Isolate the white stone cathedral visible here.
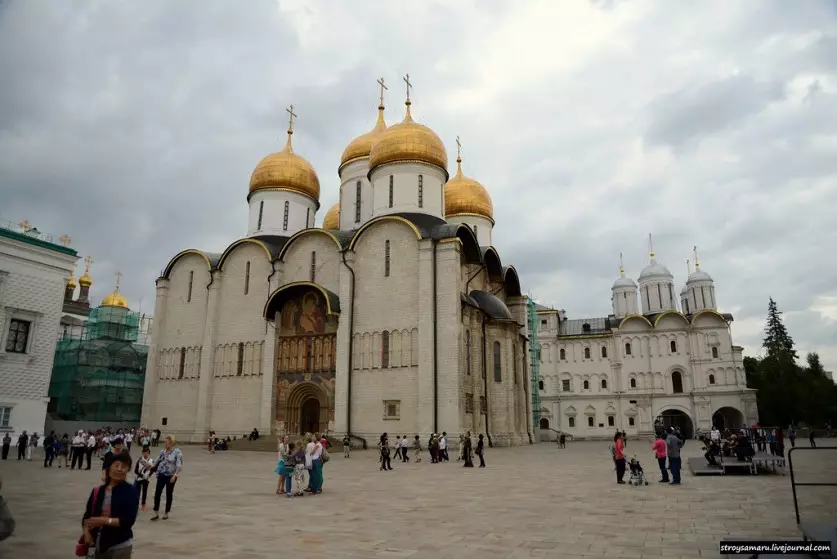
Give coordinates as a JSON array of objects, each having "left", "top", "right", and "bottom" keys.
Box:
[
  {"left": 141, "top": 79, "right": 533, "bottom": 445},
  {"left": 534, "top": 247, "right": 758, "bottom": 440}
]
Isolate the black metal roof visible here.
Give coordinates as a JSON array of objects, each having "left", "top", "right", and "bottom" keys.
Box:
[
  {"left": 469, "top": 290, "right": 514, "bottom": 320},
  {"left": 250, "top": 235, "right": 290, "bottom": 259}
]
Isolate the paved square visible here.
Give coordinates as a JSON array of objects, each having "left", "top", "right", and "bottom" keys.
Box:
[{"left": 1, "top": 440, "right": 834, "bottom": 558}]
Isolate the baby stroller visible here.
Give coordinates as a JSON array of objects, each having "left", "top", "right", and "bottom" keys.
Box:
[{"left": 628, "top": 456, "right": 648, "bottom": 486}]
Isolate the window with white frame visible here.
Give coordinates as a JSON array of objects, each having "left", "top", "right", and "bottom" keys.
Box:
[
  {"left": 383, "top": 400, "right": 400, "bottom": 419},
  {"left": 5, "top": 319, "right": 31, "bottom": 353}
]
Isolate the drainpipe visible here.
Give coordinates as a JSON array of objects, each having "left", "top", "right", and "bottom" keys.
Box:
[
  {"left": 341, "top": 251, "right": 357, "bottom": 436},
  {"left": 523, "top": 336, "right": 532, "bottom": 444},
  {"left": 433, "top": 240, "right": 438, "bottom": 434},
  {"left": 481, "top": 315, "right": 493, "bottom": 447}
]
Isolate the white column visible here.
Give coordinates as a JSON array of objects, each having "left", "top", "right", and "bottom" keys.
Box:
[
  {"left": 417, "top": 240, "right": 435, "bottom": 436},
  {"left": 141, "top": 279, "right": 169, "bottom": 426},
  {"left": 194, "top": 270, "right": 222, "bottom": 442},
  {"left": 334, "top": 251, "right": 355, "bottom": 435}
]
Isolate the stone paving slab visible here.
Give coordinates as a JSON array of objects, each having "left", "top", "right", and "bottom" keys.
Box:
[{"left": 0, "top": 441, "right": 834, "bottom": 558}]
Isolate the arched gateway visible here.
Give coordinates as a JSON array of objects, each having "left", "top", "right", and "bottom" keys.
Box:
[{"left": 265, "top": 282, "right": 339, "bottom": 435}]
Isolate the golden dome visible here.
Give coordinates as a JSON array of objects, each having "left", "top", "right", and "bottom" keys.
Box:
[
  {"left": 340, "top": 105, "right": 387, "bottom": 170},
  {"left": 444, "top": 155, "right": 494, "bottom": 222},
  {"left": 78, "top": 272, "right": 92, "bottom": 287},
  {"left": 322, "top": 202, "right": 340, "bottom": 230},
  {"left": 101, "top": 290, "right": 129, "bottom": 309},
  {"left": 368, "top": 100, "right": 448, "bottom": 176},
  {"left": 66, "top": 274, "right": 78, "bottom": 289},
  {"left": 249, "top": 130, "right": 320, "bottom": 203}
]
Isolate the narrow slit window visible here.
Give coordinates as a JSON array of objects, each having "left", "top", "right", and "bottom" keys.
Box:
[
  {"left": 670, "top": 340, "right": 677, "bottom": 353},
  {"left": 187, "top": 271, "right": 193, "bottom": 303},
  {"left": 601, "top": 346, "right": 607, "bottom": 358},
  {"left": 310, "top": 251, "right": 316, "bottom": 282},
  {"left": 382, "top": 331, "right": 390, "bottom": 368},
  {"left": 712, "top": 346, "right": 719, "bottom": 358},
  {"left": 584, "top": 347, "right": 591, "bottom": 359},
  {"left": 237, "top": 342, "right": 244, "bottom": 376},
  {"left": 306, "top": 208, "right": 310, "bottom": 228},
  {"left": 178, "top": 348, "right": 186, "bottom": 379},
  {"left": 384, "top": 240, "right": 390, "bottom": 277},
  {"left": 244, "top": 261, "right": 250, "bottom": 295},
  {"left": 418, "top": 175, "right": 423, "bottom": 207},
  {"left": 388, "top": 176, "right": 394, "bottom": 208},
  {"left": 465, "top": 330, "right": 471, "bottom": 375},
  {"left": 625, "top": 342, "right": 632, "bottom": 356},
  {"left": 474, "top": 225, "right": 478, "bottom": 239},
  {"left": 257, "top": 200, "right": 264, "bottom": 230},
  {"left": 493, "top": 341, "right": 502, "bottom": 382},
  {"left": 560, "top": 348, "right": 566, "bottom": 360},
  {"left": 355, "top": 181, "right": 362, "bottom": 222},
  {"left": 283, "top": 201, "right": 289, "bottom": 231}
]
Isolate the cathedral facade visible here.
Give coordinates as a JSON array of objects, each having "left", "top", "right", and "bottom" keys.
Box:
[
  {"left": 535, "top": 250, "right": 758, "bottom": 440},
  {"left": 141, "top": 81, "right": 533, "bottom": 446}
]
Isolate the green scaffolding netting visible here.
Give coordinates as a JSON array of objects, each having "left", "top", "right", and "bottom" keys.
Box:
[{"left": 49, "top": 306, "right": 147, "bottom": 422}]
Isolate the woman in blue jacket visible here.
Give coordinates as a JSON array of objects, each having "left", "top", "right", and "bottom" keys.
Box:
[{"left": 82, "top": 451, "right": 139, "bottom": 558}]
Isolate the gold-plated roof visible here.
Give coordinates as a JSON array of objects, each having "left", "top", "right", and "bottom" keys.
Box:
[
  {"left": 249, "top": 111, "right": 320, "bottom": 202},
  {"left": 322, "top": 202, "right": 340, "bottom": 230},
  {"left": 66, "top": 274, "right": 78, "bottom": 289},
  {"left": 340, "top": 105, "right": 387, "bottom": 169},
  {"left": 444, "top": 152, "right": 493, "bottom": 221},
  {"left": 368, "top": 100, "right": 447, "bottom": 174},
  {"left": 101, "top": 290, "right": 129, "bottom": 309},
  {"left": 79, "top": 255, "right": 93, "bottom": 287}
]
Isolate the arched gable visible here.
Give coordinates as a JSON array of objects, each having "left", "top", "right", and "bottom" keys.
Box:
[
  {"left": 691, "top": 310, "right": 729, "bottom": 327},
  {"left": 481, "top": 247, "right": 503, "bottom": 279},
  {"left": 502, "top": 265, "right": 522, "bottom": 297},
  {"left": 162, "top": 249, "right": 214, "bottom": 279},
  {"left": 347, "top": 215, "right": 421, "bottom": 251},
  {"left": 431, "top": 223, "right": 481, "bottom": 264},
  {"left": 618, "top": 314, "right": 653, "bottom": 330},
  {"left": 653, "top": 310, "right": 690, "bottom": 329},
  {"left": 263, "top": 281, "right": 340, "bottom": 320},
  {"left": 278, "top": 228, "right": 343, "bottom": 261},
  {"left": 217, "top": 238, "right": 272, "bottom": 270}
]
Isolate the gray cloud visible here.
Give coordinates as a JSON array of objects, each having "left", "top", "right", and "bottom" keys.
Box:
[{"left": 1, "top": 0, "right": 836, "bottom": 373}]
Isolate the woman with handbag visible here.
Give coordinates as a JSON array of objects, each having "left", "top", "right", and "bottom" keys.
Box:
[{"left": 79, "top": 452, "right": 138, "bottom": 558}]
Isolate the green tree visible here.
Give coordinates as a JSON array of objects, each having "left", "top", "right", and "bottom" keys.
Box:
[
  {"left": 762, "top": 297, "right": 798, "bottom": 363},
  {"left": 806, "top": 352, "right": 826, "bottom": 377}
]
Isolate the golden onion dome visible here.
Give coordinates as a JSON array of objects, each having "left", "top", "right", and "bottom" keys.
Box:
[
  {"left": 101, "top": 290, "right": 129, "bottom": 309},
  {"left": 368, "top": 100, "right": 447, "bottom": 176},
  {"left": 322, "top": 202, "right": 340, "bottom": 230},
  {"left": 444, "top": 154, "right": 493, "bottom": 222},
  {"left": 78, "top": 272, "right": 92, "bottom": 287},
  {"left": 249, "top": 128, "right": 320, "bottom": 203},
  {"left": 340, "top": 104, "right": 387, "bottom": 171},
  {"left": 66, "top": 274, "right": 78, "bottom": 289}
]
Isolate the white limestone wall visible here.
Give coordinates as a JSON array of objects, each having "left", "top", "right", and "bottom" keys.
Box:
[
  {"left": 369, "top": 162, "right": 447, "bottom": 219},
  {"left": 639, "top": 280, "right": 678, "bottom": 314},
  {"left": 445, "top": 215, "right": 493, "bottom": 246},
  {"left": 247, "top": 190, "right": 318, "bottom": 237},
  {"left": 685, "top": 280, "right": 717, "bottom": 313},
  {"left": 611, "top": 287, "right": 639, "bottom": 317},
  {"left": 280, "top": 232, "right": 341, "bottom": 294},
  {"left": 349, "top": 220, "right": 421, "bottom": 440},
  {"left": 0, "top": 239, "right": 77, "bottom": 438},
  {"left": 145, "top": 253, "right": 208, "bottom": 436},
  {"left": 339, "top": 159, "right": 374, "bottom": 229}
]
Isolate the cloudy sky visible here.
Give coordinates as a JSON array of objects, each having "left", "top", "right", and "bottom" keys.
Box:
[{"left": 2, "top": 0, "right": 836, "bottom": 372}]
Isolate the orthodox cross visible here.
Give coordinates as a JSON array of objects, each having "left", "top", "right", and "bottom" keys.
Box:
[
  {"left": 59, "top": 234, "right": 71, "bottom": 247},
  {"left": 686, "top": 259, "right": 691, "bottom": 275},
  {"left": 456, "top": 136, "right": 462, "bottom": 160},
  {"left": 693, "top": 245, "right": 700, "bottom": 269},
  {"left": 403, "top": 73, "right": 412, "bottom": 101},
  {"left": 84, "top": 255, "right": 94, "bottom": 273},
  {"left": 19, "top": 220, "right": 31, "bottom": 232},
  {"left": 619, "top": 252, "right": 624, "bottom": 275},
  {"left": 377, "top": 77, "right": 388, "bottom": 106},
  {"left": 286, "top": 104, "right": 297, "bottom": 134},
  {"left": 115, "top": 270, "right": 123, "bottom": 290},
  {"left": 648, "top": 233, "right": 655, "bottom": 259}
]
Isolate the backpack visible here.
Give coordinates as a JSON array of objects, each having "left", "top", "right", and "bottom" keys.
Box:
[{"left": 320, "top": 448, "right": 330, "bottom": 463}]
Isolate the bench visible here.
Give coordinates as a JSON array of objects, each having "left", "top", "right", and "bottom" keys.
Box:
[{"left": 720, "top": 455, "right": 757, "bottom": 475}]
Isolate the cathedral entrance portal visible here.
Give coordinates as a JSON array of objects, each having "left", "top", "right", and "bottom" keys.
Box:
[{"left": 301, "top": 398, "right": 320, "bottom": 435}]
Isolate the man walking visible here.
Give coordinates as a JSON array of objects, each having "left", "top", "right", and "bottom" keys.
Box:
[
  {"left": 43, "top": 432, "right": 55, "bottom": 467},
  {"left": 26, "top": 433, "right": 38, "bottom": 461},
  {"left": 1, "top": 434, "right": 10, "bottom": 460},
  {"left": 400, "top": 435, "right": 409, "bottom": 462},
  {"left": 439, "top": 432, "right": 449, "bottom": 462},
  {"left": 16, "top": 432, "right": 28, "bottom": 461},
  {"left": 665, "top": 428, "right": 683, "bottom": 485},
  {"left": 85, "top": 432, "right": 96, "bottom": 470},
  {"left": 70, "top": 431, "right": 85, "bottom": 470}
]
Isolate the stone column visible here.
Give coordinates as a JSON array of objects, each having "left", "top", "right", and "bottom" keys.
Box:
[
  {"left": 334, "top": 251, "right": 354, "bottom": 435},
  {"left": 141, "top": 278, "right": 169, "bottom": 427},
  {"left": 193, "top": 269, "right": 222, "bottom": 442},
  {"left": 260, "top": 316, "right": 277, "bottom": 435},
  {"left": 417, "top": 240, "right": 435, "bottom": 436},
  {"left": 435, "top": 240, "right": 461, "bottom": 437}
]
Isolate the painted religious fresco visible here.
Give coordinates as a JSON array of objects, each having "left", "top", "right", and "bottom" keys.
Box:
[{"left": 274, "top": 289, "right": 337, "bottom": 434}]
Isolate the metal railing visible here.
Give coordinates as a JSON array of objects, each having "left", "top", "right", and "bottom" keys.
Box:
[
  {"left": 788, "top": 447, "right": 837, "bottom": 525},
  {"left": 0, "top": 218, "right": 57, "bottom": 244}
]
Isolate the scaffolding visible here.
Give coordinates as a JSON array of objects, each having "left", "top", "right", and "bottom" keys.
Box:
[
  {"left": 49, "top": 306, "right": 148, "bottom": 423},
  {"left": 527, "top": 297, "right": 541, "bottom": 439}
]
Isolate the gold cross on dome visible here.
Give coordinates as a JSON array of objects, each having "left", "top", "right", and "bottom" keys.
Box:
[
  {"left": 286, "top": 104, "right": 297, "bottom": 134},
  {"left": 403, "top": 73, "right": 412, "bottom": 101},
  {"left": 59, "top": 234, "right": 71, "bottom": 247},
  {"left": 19, "top": 220, "right": 31, "bottom": 232},
  {"left": 84, "top": 255, "right": 94, "bottom": 273},
  {"left": 377, "top": 77, "right": 388, "bottom": 106},
  {"left": 115, "top": 270, "right": 123, "bottom": 290}
]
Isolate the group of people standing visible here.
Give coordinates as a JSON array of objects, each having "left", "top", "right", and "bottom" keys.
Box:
[
  {"left": 376, "top": 431, "right": 486, "bottom": 469},
  {"left": 274, "top": 432, "right": 326, "bottom": 498},
  {"left": 610, "top": 428, "right": 685, "bottom": 485}
]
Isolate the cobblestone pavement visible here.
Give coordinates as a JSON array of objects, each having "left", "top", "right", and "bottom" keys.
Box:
[{"left": 0, "top": 440, "right": 834, "bottom": 558}]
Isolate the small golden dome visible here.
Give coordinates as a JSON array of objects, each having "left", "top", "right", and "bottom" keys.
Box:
[
  {"left": 340, "top": 105, "right": 387, "bottom": 171},
  {"left": 322, "top": 202, "right": 340, "bottom": 230},
  {"left": 368, "top": 100, "right": 447, "bottom": 176},
  {"left": 249, "top": 130, "right": 320, "bottom": 202},
  {"left": 79, "top": 272, "right": 92, "bottom": 287},
  {"left": 444, "top": 155, "right": 493, "bottom": 222},
  {"left": 66, "top": 274, "right": 78, "bottom": 289},
  {"left": 101, "top": 290, "right": 129, "bottom": 309}
]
